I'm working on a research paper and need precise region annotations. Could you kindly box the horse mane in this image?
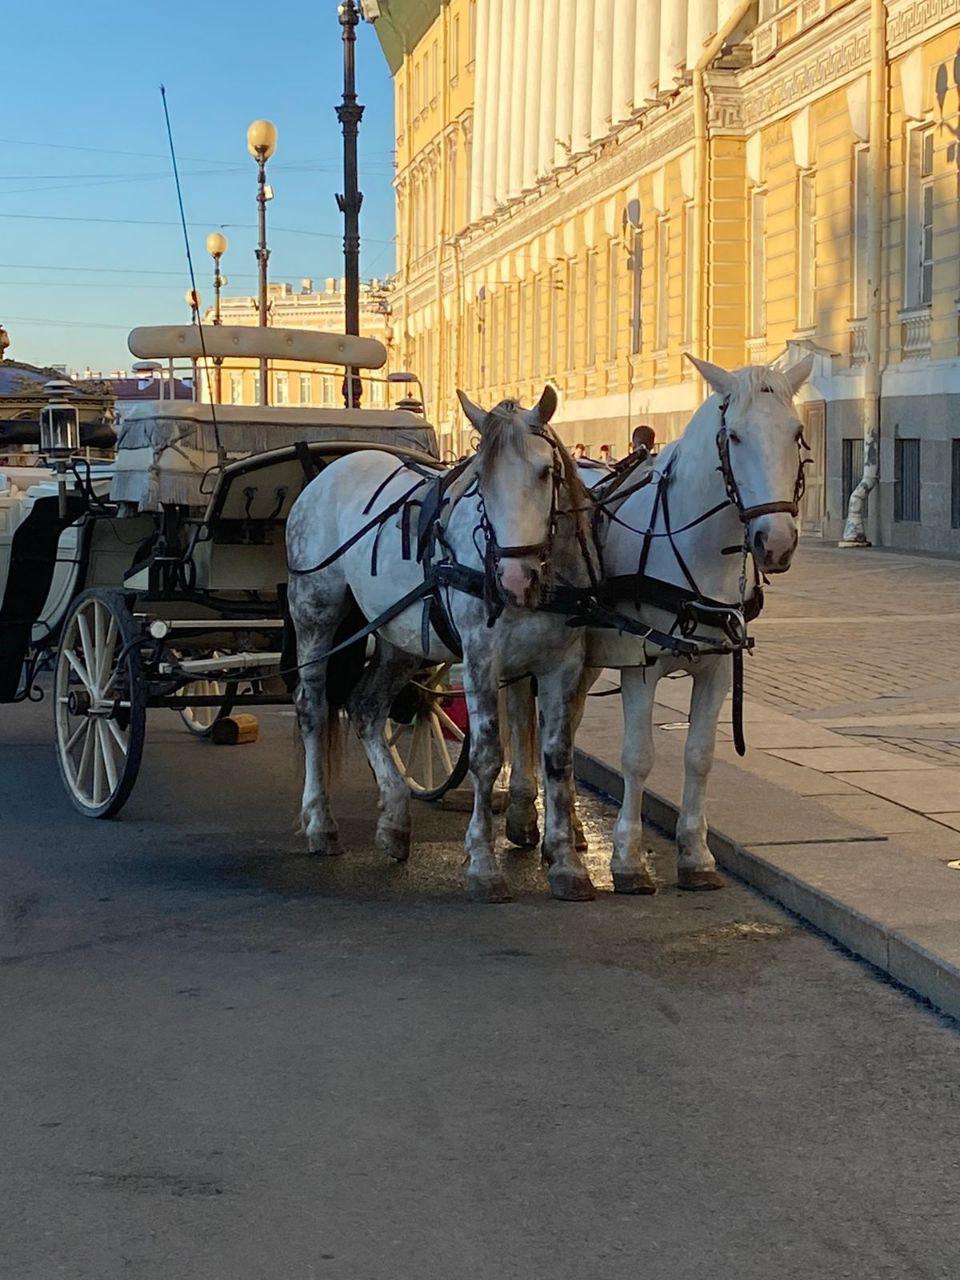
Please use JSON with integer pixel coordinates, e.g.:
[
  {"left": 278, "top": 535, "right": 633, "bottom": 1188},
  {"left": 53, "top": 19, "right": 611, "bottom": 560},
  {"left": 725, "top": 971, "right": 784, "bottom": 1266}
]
[
  {"left": 474, "top": 400, "right": 532, "bottom": 483},
  {"left": 725, "top": 364, "right": 795, "bottom": 412}
]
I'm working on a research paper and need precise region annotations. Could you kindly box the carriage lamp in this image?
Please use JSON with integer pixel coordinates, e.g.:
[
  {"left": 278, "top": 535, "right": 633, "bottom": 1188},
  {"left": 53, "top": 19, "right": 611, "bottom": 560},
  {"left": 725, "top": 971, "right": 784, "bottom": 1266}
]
[
  {"left": 40, "top": 380, "right": 81, "bottom": 517},
  {"left": 185, "top": 288, "right": 202, "bottom": 321},
  {"left": 248, "top": 119, "right": 278, "bottom": 407},
  {"left": 387, "top": 371, "right": 425, "bottom": 415}
]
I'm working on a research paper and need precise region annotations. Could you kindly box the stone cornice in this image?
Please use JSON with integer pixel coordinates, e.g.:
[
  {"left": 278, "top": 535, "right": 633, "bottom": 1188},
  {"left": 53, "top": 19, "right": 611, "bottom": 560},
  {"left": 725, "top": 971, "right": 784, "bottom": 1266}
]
[{"left": 887, "top": 0, "right": 960, "bottom": 52}]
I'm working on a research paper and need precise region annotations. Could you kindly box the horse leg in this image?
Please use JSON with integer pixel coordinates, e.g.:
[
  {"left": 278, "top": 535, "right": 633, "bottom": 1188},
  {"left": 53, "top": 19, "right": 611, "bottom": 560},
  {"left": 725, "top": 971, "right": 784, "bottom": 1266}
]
[
  {"left": 462, "top": 656, "right": 511, "bottom": 903},
  {"left": 676, "top": 658, "right": 729, "bottom": 891},
  {"left": 610, "top": 665, "right": 658, "bottom": 894},
  {"left": 538, "top": 661, "right": 594, "bottom": 902},
  {"left": 346, "top": 640, "right": 424, "bottom": 864},
  {"left": 569, "top": 667, "right": 599, "bottom": 853},
  {"left": 505, "top": 678, "right": 540, "bottom": 848},
  {"left": 290, "top": 594, "right": 343, "bottom": 857}
]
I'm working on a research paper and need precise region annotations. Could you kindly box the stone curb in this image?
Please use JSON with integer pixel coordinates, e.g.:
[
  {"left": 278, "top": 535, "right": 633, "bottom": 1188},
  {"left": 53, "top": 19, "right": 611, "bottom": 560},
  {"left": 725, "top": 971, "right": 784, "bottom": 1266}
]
[{"left": 574, "top": 747, "right": 960, "bottom": 1024}]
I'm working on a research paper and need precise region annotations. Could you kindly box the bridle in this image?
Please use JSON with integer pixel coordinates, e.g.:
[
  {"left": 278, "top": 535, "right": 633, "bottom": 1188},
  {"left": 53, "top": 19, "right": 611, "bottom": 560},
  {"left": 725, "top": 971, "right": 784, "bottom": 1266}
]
[{"left": 715, "top": 395, "right": 810, "bottom": 525}]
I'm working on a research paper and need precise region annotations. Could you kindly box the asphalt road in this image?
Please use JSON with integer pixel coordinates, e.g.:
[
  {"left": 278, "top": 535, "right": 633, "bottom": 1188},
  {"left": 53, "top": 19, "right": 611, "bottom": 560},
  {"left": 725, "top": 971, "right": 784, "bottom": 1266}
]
[{"left": 2, "top": 696, "right": 959, "bottom": 1280}]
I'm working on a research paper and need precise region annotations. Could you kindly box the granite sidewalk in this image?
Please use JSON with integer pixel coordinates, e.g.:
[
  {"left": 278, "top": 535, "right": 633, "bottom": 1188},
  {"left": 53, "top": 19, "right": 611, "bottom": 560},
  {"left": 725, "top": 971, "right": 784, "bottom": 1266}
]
[{"left": 574, "top": 542, "right": 960, "bottom": 1020}]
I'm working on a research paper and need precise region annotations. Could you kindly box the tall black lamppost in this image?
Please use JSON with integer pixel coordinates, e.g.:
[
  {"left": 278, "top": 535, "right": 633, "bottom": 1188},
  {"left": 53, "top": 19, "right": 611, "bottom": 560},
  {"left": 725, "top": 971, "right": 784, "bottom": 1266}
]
[
  {"left": 337, "top": 0, "right": 364, "bottom": 407},
  {"left": 247, "top": 119, "right": 278, "bottom": 406},
  {"left": 206, "top": 231, "right": 228, "bottom": 403}
]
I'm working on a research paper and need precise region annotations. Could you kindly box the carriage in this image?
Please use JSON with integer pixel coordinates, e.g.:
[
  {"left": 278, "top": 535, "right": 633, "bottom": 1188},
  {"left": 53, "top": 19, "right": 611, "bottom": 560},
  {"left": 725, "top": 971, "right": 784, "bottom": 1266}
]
[{"left": 0, "top": 325, "right": 470, "bottom": 817}]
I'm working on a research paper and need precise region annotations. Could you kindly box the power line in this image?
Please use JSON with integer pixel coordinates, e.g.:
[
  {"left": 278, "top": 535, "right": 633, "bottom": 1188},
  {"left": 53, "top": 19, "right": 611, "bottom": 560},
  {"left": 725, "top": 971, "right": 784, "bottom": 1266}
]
[
  {"left": 0, "top": 210, "right": 397, "bottom": 243},
  {"left": 4, "top": 314, "right": 130, "bottom": 330}
]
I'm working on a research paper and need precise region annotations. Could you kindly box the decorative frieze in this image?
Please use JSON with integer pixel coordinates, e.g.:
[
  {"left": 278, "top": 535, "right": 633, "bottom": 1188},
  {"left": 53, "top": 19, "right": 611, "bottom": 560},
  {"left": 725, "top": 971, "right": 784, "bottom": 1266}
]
[
  {"left": 741, "top": 25, "right": 870, "bottom": 128},
  {"left": 888, "top": 0, "right": 960, "bottom": 52}
]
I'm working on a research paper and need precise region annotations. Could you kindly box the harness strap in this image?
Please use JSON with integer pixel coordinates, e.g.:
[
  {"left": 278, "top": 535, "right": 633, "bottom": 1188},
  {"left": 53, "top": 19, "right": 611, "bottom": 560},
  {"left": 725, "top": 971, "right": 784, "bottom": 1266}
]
[{"left": 287, "top": 475, "right": 427, "bottom": 576}]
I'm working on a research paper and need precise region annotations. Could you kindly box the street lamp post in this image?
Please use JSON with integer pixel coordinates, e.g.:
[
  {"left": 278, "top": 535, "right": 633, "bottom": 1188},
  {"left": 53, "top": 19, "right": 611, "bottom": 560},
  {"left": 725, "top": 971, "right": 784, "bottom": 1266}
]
[
  {"left": 337, "top": 0, "right": 364, "bottom": 407},
  {"left": 247, "top": 119, "right": 277, "bottom": 407},
  {"left": 206, "top": 231, "right": 228, "bottom": 404}
]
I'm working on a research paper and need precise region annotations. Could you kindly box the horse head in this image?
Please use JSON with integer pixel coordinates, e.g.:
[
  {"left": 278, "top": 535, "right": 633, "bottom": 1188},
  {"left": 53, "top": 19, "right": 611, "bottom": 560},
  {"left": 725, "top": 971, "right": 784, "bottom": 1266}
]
[
  {"left": 457, "top": 385, "right": 563, "bottom": 608},
  {"left": 686, "top": 353, "right": 814, "bottom": 575}
]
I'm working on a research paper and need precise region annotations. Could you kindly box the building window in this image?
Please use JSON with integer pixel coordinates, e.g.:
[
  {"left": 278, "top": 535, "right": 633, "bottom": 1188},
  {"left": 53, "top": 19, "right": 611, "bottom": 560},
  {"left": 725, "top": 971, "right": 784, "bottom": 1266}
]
[
  {"left": 548, "top": 269, "right": 560, "bottom": 375},
  {"left": 749, "top": 187, "right": 766, "bottom": 337},
  {"left": 906, "top": 127, "right": 935, "bottom": 308},
  {"left": 298, "top": 373, "right": 311, "bottom": 404},
  {"left": 566, "top": 256, "right": 578, "bottom": 371},
  {"left": 274, "top": 372, "right": 289, "bottom": 405},
  {"left": 952, "top": 441, "right": 960, "bottom": 529},
  {"left": 447, "top": 139, "right": 458, "bottom": 231},
  {"left": 414, "top": 61, "right": 422, "bottom": 114},
  {"left": 585, "top": 251, "right": 597, "bottom": 368},
  {"left": 842, "top": 437, "right": 866, "bottom": 520},
  {"left": 251, "top": 371, "right": 260, "bottom": 404},
  {"left": 797, "top": 169, "right": 816, "bottom": 330},
  {"left": 607, "top": 239, "right": 619, "bottom": 362},
  {"left": 655, "top": 217, "right": 669, "bottom": 352},
  {"left": 517, "top": 281, "right": 527, "bottom": 377},
  {"left": 852, "top": 146, "right": 869, "bottom": 318},
  {"left": 630, "top": 226, "right": 643, "bottom": 355},
  {"left": 894, "top": 438, "right": 921, "bottom": 523},
  {"left": 321, "top": 375, "right": 334, "bottom": 406},
  {"left": 502, "top": 287, "right": 513, "bottom": 384},
  {"left": 532, "top": 275, "right": 542, "bottom": 377},
  {"left": 683, "top": 202, "right": 695, "bottom": 346},
  {"left": 431, "top": 41, "right": 439, "bottom": 104},
  {"left": 229, "top": 370, "right": 243, "bottom": 404},
  {"left": 451, "top": 14, "right": 460, "bottom": 79},
  {"left": 468, "top": 0, "right": 477, "bottom": 63}
]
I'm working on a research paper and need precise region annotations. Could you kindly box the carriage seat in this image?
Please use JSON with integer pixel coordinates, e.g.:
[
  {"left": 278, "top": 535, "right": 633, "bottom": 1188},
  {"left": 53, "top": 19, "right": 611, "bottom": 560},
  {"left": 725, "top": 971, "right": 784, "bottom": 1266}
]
[{"left": 108, "top": 401, "right": 439, "bottom": 512}]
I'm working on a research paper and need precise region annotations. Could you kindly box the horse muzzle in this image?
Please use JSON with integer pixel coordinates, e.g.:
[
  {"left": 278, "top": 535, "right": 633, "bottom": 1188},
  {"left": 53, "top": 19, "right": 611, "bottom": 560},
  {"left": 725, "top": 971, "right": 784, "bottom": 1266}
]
[
  {"left": 497, "top": 559, "right": 541, "bottom": 608},
  {"left": 750, "top": 512, "right": 799, "bottom": 574}
]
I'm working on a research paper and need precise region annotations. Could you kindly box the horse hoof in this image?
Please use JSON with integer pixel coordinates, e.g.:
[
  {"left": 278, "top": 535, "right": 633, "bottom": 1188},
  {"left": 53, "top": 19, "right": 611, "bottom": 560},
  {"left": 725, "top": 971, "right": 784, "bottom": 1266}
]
[
  {"left": 677, "top": 867, "right": 725, "bottom": 892},
  {"left": 307, "top": 834, "right": 341, "bottom": 857},
  {"left": 612, "top": 868, "right": 657, "bottom": 895},
  {"left": 505, "top": 819, "right": 540, "bottom": 849},
  {"left": 376, "top": 826, "right": 410, "bottom": 863},
  {"left": 469, "top": 874, "right": 513, "bottom": 904},
  {"left": 548, "top": 869, "right": 595, "bottom": 902}
]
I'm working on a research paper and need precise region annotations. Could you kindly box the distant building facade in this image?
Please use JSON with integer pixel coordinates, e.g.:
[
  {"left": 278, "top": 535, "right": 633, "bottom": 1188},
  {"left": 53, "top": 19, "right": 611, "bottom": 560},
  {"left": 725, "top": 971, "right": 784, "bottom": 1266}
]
[
  {"left": 373, "top": 0, "right": 960, "bottom": 552},
  {"left": 203, "top": 277, "right": 395, "bottom": 409}
]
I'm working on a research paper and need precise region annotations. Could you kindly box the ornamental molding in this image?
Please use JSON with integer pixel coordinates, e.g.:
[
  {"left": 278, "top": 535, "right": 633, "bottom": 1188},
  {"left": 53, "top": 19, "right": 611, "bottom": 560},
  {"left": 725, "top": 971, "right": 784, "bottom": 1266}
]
[
  {"left": 456, "top": 105, "right": 696, "bottom": 277},
  {"left": 887, "top": 0, "right": 960, "bottom": 52},
  {"left": 740, "top": 20, "right": 870, "bottom": 129}
]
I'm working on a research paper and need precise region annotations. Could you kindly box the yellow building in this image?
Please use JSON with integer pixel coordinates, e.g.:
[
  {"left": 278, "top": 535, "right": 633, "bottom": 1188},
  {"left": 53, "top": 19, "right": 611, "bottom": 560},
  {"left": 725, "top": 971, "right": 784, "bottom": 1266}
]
[
  {"left": 202, "top": 276, "right": 394, "bottom": 408},
  {"left": 371, "top": 0, "right": 960, "bottom": 553}
]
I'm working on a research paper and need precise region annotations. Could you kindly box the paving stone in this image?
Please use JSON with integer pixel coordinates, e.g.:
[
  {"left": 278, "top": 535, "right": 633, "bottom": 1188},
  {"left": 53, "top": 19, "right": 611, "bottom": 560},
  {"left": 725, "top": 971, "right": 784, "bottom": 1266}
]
[
  {"left": 768, "top": 745, "right": 935, "bottom": 773},
  {"left": 834, "top": 768, "right": 960, "bottom": 814}
]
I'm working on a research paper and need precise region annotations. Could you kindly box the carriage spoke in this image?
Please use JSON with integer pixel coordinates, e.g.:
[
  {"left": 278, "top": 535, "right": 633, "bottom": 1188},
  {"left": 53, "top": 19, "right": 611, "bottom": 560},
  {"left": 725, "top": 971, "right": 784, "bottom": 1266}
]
[
  {"left": 430, "top": 713, "right": 454, "bottom": 773},
  {"left": 92, "top": 727, "right": 105, "bottom": 805},
  {"left": 76, "top": 721, "right": 95, "bottom": 793},
  {"left": 65, "top": 647, "right": 94, "bottom": 692},
  {"left": 97, "top": 720, "right": 118, "bottom": 794},
  {"left": 105, "top": 716, "right": 128, "bottom": 752},
  {"left": 77, "top": 611, "right": 96, "bottom": 689},
  {"left": 97, "top": 615, "right": 118, "bottom": 690},
  {"left": 434, "top": 704, "right": 465, "bottom": 742},
  {"left": 65, "top": 718, "right": 87, "bottom": 753}
]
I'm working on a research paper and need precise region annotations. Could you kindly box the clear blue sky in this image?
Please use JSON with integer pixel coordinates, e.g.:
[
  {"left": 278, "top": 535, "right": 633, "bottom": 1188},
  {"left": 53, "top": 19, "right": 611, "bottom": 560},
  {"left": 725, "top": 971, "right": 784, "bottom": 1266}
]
[{"left": 1, "top": 0, "right": 397, "bottom": 373}]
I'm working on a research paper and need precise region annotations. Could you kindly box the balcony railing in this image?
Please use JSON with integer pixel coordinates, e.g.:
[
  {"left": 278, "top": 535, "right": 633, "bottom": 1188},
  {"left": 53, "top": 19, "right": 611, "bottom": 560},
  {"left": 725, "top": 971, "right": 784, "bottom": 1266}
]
[
  {"left": 900, "top": 308, "right": 932, "bottom": 361},
  {"left": 848, "top": 319, "right": 868, "bottom": 367}
]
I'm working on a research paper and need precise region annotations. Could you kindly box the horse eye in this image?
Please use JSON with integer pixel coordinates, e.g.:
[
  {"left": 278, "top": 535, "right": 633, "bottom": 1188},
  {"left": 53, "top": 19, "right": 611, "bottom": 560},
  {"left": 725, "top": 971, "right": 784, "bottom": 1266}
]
[
  {"left": 728, "top": 431, "right": 741, "bottom": 445},
  {"left": 539, "top": 465, "right": 552, "bottom": 481}
]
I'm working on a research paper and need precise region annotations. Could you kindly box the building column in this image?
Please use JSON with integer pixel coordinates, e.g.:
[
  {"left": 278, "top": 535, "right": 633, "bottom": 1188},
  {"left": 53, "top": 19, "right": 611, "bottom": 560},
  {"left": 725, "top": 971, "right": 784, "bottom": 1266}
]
[
  {"left": 469, "top": 0, "right": 490, "bottom": 221},
  {"left": 591, "top": 0, "right": 615, "bottom": 140},
  {"left": 508, "top": 0, "right": 530, "bottom": 197},
  {"left": 659, "top": 0, "right": 687, "bottom": 93},
  {"left": 571, "top": 0, "right": 595, "bottom": 155},
  {"left": 481, "top": 0, "right": 502, "bottom": 214},
  {"left": 611, "top": 0, "right": 637, "bottom": 124},
  {"left": 554, "top": 0, "right": 577, "bottom": 167},
  {"left": 494, "top": 0, "right": 513, "bottom": 203},
  {"left": 634, "top": 0, "right": 661, "bottom": 105},
  {"left": 523, "top": 3, "right": 544, "bottom": 189},
  {"left": 538, "top": 0, "right": 561, "bottom": 177},
  {"left": 687, "top": 0, "right": 717, "bottom": 68}
]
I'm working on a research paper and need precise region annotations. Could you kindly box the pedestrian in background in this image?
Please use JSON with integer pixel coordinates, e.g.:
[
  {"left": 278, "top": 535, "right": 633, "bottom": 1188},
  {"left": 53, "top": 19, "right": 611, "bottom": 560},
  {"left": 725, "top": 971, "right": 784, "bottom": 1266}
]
[{"left": 629, "top": 423, "right": 656, "bottom": 462}]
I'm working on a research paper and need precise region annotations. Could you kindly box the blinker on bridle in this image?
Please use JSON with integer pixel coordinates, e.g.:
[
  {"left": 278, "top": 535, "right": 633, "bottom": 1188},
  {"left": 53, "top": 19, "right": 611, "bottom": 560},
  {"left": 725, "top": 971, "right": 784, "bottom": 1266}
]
[{"left": 715, "top": 396, "right": 811, "bottom": 524}]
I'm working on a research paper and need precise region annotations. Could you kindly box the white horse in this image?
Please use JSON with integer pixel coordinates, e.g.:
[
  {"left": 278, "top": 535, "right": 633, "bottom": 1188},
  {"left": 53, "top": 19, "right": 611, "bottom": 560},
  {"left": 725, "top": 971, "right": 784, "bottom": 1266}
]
[
  {"left": 505, "top": 354, "right": 813, "bottom": 893},
  {"left": 286, "top": 387, "right": 598, "bottom": 902}
]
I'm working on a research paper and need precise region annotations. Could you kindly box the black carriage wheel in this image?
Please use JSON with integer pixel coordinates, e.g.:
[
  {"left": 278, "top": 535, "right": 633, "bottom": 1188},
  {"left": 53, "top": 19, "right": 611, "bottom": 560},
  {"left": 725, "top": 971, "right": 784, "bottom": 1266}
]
[
  {"left": 54, "top": 589, "right": 146, "bottom": 818},
  {"left": 384, "top": 663, "right": 471, "bottom": 801}
]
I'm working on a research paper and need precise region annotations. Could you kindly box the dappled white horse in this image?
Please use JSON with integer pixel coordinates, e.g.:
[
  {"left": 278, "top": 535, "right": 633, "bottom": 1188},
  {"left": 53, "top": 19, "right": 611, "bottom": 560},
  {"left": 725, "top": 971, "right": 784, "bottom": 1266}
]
[
  {"left": 286, "top": 388, "right": 597, "bottom": 902},
  {"left": 506, "top": 354, "right": 813, "bottom": 893}
]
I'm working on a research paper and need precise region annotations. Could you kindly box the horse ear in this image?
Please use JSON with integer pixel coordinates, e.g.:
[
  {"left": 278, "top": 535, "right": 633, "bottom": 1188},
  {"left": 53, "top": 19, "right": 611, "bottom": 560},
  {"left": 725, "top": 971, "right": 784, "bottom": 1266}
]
[
  {"left": 456, "top": 389, "right": 487, "bottom": 433},
  {"left": 783, "top": 353, "right": 815, "bottom": 397},
  {"left": 684, "top": 353, "right": 735, "bottom": 399},
  {"left": 527, "top": 384, "right": 558, "bottom": 427}
]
